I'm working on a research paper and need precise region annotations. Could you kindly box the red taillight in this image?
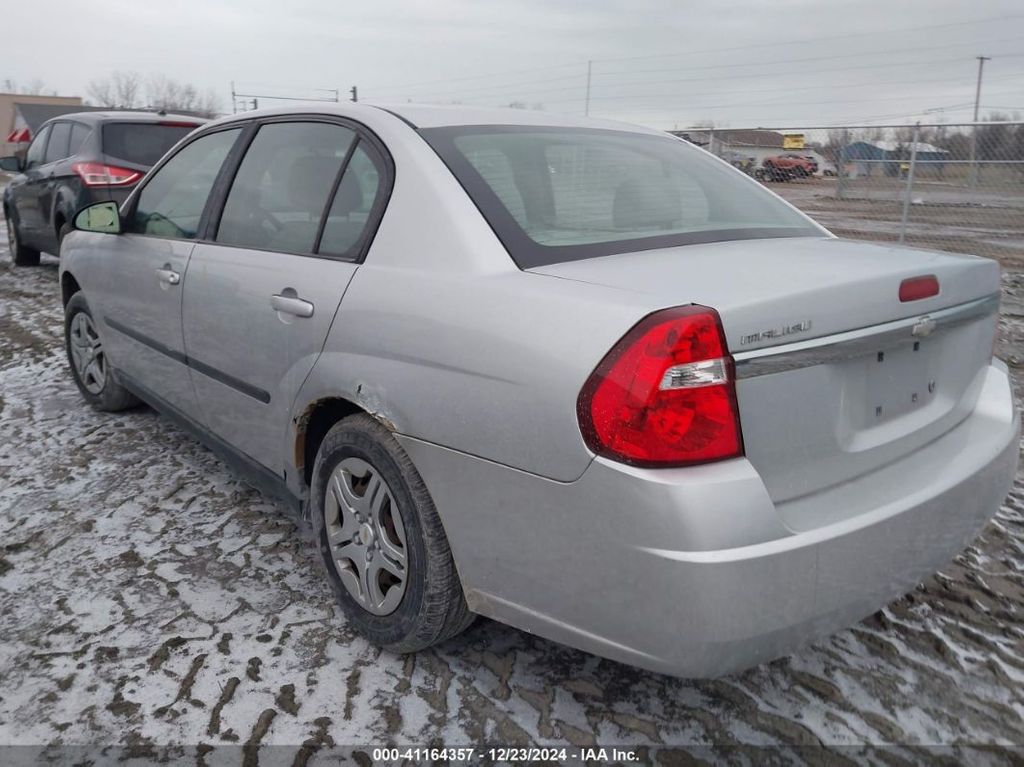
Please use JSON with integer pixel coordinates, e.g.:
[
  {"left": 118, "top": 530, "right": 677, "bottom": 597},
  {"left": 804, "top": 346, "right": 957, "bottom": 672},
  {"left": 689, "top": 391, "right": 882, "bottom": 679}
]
[
  {"left": 158, "top": 121, "right": 200, "bottom": 128},
  {"left": 899, "top": 275, "right": 939, "bottom": 302},
  {"left": 577, "top": 305, "right": 743, "bottom": 467},
  {"left": 72, "top": 162, "right": 142, "bottom": 187}
]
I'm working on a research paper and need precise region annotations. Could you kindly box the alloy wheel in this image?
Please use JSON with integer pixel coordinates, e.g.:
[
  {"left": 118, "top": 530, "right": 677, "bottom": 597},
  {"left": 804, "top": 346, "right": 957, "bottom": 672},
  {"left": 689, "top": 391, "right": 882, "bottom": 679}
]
[
  {"left": 69, "top": 312, "right": 107, "bottom": 394},
  {"left": 6, "top": 219, "right": 15, "bottom": 254},
  {"left": 324, "top": 456, "right": 408, "bottom": 615}
]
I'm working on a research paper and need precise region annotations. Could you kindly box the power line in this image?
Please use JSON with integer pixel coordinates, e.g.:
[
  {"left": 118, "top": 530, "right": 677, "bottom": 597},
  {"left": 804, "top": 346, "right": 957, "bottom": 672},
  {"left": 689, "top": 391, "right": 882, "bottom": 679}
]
[
  {"left": 543, "top": 74, "right": 1022, "bottom": 107},
  {"left": 365, "top": 12, "right": 1023, "bottom": 94},
  {"left": 594, "top": 14, "right": 1024, "bottom": 65},
  {"left": 403, "top": 53, "right": 1023, "bottom": 105},
  {"left": 579, "top": 91, "right": 1010, "bottom": 116},
  {"left": 382, "top": 37, "right": 1022, "bottom": 103}
]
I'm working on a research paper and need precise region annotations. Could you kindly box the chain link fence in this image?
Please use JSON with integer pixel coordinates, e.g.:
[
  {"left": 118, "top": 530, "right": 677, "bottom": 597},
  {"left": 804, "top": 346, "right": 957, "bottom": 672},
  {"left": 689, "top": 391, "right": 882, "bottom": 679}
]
[{"left": 675, "top": 122, "right": 1024, "bottom": 263}]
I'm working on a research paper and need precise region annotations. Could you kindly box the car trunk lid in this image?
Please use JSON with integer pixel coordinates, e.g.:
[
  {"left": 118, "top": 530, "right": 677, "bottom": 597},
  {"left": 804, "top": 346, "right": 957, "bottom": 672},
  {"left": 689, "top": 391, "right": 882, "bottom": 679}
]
[{"left": 530, "top": 236, "right": 1001, "bottom": 504}]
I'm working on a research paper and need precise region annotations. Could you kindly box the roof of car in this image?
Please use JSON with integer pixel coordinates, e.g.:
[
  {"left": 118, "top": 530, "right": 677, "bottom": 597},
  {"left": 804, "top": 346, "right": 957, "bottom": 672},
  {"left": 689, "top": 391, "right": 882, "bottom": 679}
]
[
  {"left": 15, "top": 104, "right": 109, "bottom": 132},
  {"left": 202, "top": 102, "right": 665, "bottom": 136},
  {"left": 373, "top": 103, "right": 664, "bottom": 134},
  {"left": 36, "top": 109, "right": 208, "bottom": 129}
]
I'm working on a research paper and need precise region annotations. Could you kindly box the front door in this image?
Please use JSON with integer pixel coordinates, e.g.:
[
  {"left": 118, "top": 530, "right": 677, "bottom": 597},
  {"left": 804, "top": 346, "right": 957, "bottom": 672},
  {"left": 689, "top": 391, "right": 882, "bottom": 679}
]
[
  {"left": 10, "top": 124, "right": 51, "bottom": 243},
  {"left": 181, "top": 119, "right": 389, "bottom": 474},
  {"left": 93, "top": 127, "right": 243, "bottom": 416}
]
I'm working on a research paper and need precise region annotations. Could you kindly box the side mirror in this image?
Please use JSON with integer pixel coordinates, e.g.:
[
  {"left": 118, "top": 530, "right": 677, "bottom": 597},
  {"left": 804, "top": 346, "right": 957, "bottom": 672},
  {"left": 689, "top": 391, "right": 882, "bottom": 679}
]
[
  {"left": 74, "top": 201, "right": 122, "bottom": 234},
  {"left": 0, "top": 155, "right": 22, "bottom": 172}
]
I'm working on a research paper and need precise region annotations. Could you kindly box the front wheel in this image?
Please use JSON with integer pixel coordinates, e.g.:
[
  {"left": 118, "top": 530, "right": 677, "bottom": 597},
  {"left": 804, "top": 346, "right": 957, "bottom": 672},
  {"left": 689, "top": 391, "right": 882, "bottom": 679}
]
[
  {"left": 64, "top": 292, "right": 140, "bottom": 411},
  {"left": 6, "top": 214, "right": 41, "bottom": 267},
  {"left": 311, "top": 414, "right": 474, "bottom": 652}
]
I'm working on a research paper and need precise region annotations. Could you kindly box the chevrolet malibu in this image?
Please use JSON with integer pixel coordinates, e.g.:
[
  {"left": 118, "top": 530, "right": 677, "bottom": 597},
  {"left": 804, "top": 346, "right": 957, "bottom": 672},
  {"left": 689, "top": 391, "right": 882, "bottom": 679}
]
[{"left": 58, "top": 104, "right": 1019, "bottom": 677}]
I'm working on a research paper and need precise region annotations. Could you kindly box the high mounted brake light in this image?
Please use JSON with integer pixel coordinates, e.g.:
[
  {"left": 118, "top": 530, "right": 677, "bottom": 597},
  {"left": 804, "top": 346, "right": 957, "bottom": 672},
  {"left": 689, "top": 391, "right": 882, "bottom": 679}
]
[
  {"left": 72, "top": 162, "right": 142, "bottom": 187},
  {"left": 577, "top": 305, "right": 743, "bottom": 467},
  {"left": 899, "top": 275, "right": 940, "bottom": 302}
]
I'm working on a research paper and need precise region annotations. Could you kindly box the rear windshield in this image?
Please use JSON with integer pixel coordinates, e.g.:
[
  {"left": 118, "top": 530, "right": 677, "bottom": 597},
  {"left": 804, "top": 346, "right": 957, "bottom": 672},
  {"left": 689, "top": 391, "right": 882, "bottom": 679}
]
[
  {"left": 102, "top": 122, "right": 198, "bottom": 167},
  {"left": 422, "top": 126, "right": 822, "bottom": 268}
]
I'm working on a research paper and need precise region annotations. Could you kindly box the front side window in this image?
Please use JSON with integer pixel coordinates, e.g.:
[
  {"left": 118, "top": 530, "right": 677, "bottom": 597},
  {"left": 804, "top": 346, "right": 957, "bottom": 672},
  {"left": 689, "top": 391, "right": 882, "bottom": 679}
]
[
  {"left": 129, "top": 128, "right": 241, "bottom": 239},
  {"left": 216, "top": 121, "right": 356, "bottom": 254},
  {"left": 44, "top": 122, "right": 71, "bottom": 164},
  {"left": 422, "top": 126, "right": 822, "bottom": 268},
  {"left": 24, "top": 125, "right": 51, "bottom": 169}
]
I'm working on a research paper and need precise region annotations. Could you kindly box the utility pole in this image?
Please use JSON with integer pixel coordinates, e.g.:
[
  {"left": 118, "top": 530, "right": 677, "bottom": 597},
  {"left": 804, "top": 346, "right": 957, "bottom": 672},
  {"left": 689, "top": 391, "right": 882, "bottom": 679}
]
[
  {"left": 350, "top": 85, "right": 358, "bottom": 102},
  {"left": 972, "top": 56, "right": 989, "bottom": 123},
  {"left": 584, "top": 60, "right": 592, "bottom": 116},
  {"left": 231, "top": 81, "right": 236, "bottom": 114},
  {"left": 968, "top": 55, "right": 990, "bottom": 188}
]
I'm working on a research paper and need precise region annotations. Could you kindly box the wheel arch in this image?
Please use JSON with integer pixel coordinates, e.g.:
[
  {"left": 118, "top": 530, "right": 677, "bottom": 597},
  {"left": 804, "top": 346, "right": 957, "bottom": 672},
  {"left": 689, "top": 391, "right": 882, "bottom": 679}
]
[
  {"left": 294, "top": 396, "right": 399, "bottom": 488},
  {"left": 52, "top": 186, "right": 77, "bottom": 236},
  {"left": 61, "top": 271, "right": 82, "bottom": 307}
]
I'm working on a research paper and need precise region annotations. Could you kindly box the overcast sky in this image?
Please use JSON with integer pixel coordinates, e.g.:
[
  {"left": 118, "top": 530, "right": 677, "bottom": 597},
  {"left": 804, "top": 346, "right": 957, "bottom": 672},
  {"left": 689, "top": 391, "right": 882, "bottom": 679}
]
[{"left": 5, "top": 0, "right": 1024, "bottom": 128}]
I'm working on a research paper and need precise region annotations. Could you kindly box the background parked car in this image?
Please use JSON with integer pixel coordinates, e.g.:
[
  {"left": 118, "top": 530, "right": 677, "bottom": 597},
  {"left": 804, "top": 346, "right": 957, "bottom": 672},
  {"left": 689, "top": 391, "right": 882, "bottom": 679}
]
[
  {"left": 786, "top": 153, "right": 819, "bottom": 174},
  {"left": 1, "top": 111, "right": 204, "bottom": 266},
  {"left": 760, "top": 153, "right": 818, "bottom": 181}
]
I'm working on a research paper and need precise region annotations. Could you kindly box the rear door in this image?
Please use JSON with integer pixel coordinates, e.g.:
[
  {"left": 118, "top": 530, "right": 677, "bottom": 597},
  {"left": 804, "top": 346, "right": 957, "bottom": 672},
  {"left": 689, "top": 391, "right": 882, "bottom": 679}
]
[
  {"left": 181, "top": 118, "right": 390, "bottom": 474},
  {"left": 91, "top": 127, "right": 243, "bottom": 416}
]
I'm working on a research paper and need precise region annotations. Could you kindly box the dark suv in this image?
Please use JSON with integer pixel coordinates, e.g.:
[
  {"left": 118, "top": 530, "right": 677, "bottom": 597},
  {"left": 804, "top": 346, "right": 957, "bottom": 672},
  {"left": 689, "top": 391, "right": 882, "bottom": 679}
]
[{"left": 2, "top": 111, "right": 204, "bottom": 266}]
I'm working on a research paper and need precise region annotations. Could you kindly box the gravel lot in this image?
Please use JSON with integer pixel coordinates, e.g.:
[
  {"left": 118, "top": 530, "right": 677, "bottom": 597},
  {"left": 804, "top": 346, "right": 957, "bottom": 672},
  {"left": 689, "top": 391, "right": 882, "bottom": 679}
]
[{"left": 1, "top": 216, "right": 1022, "bottom": 759}]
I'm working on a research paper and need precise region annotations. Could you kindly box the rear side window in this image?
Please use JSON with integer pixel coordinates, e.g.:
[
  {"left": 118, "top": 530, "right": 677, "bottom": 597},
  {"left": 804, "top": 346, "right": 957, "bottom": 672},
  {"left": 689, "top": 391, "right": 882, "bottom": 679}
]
[
  {"left": 128, "top": 128, "right": 240, "bottom": 239},
  {"left": 68, "top": 123, "right": 91, "bottom": 156},
  {"left": 216, "top": 121, "right": 356, "bottom": 254},
  {"left": 102, "top": 122, "right": 198, "bottom": 167},
  {"left": 44, "top": 122, "right": 71, "bottom": 163},
  {"left": 318, "top": 144, "right": 385, "bottom": 257}
]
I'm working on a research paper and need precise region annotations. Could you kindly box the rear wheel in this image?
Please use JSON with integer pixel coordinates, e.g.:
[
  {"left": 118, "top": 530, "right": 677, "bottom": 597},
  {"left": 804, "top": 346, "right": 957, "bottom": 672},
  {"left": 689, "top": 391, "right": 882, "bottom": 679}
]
[
  {"left": 64, "top": 292, "right": 139, "bottom": 411},
  {"left": 311, "top": 414, "right": 474, "bottom": 652},
  {"left": 5, "top": 214, "right": 41, "bottom": 267}
]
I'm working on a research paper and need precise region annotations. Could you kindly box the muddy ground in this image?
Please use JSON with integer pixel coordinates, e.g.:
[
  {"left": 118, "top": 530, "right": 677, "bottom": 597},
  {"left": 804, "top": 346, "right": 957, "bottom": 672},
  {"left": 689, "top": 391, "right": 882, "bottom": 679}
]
[{"left": 0, "top": 212, "right": 1022, "bottom": 760}]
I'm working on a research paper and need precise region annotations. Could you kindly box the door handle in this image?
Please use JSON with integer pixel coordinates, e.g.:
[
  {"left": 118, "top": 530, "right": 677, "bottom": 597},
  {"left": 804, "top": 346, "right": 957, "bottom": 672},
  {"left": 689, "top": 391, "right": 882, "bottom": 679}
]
[
  {"left": 271, "top": 293, "right": 314, "bottom": 318},
  {"left": 156, "top": 266, "right": 180, "bottom": 285}
]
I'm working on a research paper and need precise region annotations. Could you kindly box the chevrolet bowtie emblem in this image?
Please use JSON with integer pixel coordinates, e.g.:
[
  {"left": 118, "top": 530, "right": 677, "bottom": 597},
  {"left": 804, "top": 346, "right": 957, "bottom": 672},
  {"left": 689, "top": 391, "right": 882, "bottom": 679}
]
[{"left": 911, "top": 316, "right": 937, "bottom": 337}]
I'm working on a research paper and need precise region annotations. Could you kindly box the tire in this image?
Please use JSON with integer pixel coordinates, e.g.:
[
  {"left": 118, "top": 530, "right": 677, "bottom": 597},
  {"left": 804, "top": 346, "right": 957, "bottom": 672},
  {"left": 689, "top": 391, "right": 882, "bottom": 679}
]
[
  {"left": 57, "top": 220, "right": 73, "bottom": 256},
  {"left": 311, "top": 414, "right": 474, "bottom": 652},
  {"left": 5, "top": 213, "right": 41, "bottom": 267},
  {"left": 64, "top": 292, "right": 140, "bottom": 411}
]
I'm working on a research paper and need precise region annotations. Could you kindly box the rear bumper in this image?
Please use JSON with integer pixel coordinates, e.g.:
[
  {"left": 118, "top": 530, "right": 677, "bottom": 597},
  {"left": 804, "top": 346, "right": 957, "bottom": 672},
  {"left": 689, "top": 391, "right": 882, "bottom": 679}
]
[{"left": 399, "top": 361, "right": 1019, "bottom": 677}]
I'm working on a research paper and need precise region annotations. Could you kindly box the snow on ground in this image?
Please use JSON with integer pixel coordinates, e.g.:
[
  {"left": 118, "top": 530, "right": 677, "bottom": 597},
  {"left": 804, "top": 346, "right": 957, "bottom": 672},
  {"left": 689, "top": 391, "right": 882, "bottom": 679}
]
[{"left": 0, "top": 219, "right": 1022, "bottom": 760}]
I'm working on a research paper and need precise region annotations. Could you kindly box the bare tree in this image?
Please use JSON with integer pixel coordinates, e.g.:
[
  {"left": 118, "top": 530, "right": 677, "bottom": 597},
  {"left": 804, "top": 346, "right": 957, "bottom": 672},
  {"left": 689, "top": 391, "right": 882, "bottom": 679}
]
[
  {"left": 2, "top": 78, "right": 55, "bottom": 96},
  {"left": 146, "top": 75, "right": 220, "bottom": 116},
  {"left": 87, "top": 71, "right": 142, "bottom": 108},
  {"left": 87, "top": 71, "right": 219, "bottom": 116},
  {"left": 86, "top": 78, "right": 112, "bottom": 106}
]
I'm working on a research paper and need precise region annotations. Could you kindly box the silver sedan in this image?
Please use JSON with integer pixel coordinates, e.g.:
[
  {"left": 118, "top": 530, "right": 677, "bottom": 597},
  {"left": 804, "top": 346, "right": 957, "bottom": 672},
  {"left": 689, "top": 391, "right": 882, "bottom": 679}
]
[{"left": 58, "top": 104, "right": 1020, "bottom": 677}]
